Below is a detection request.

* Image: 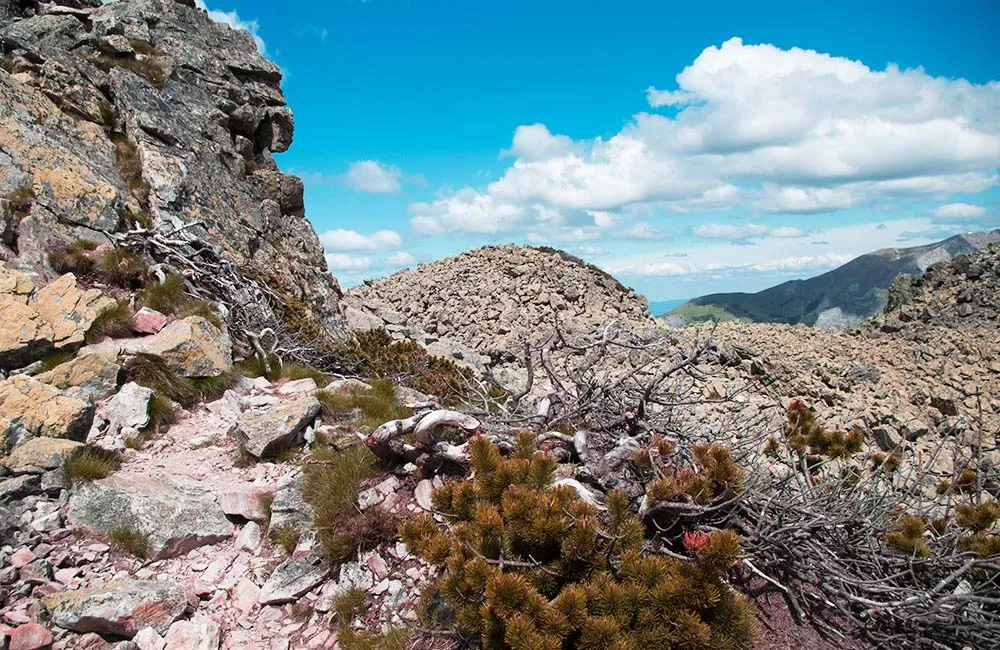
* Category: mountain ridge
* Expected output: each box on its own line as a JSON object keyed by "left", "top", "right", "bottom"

{"left": 666, "top": 229, "right": 1000, "bottom": 327}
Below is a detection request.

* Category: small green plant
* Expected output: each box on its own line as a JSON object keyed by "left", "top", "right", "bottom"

{"left": 85, "top": 300, "right": 133, "bottom": 344}
{"left": 62, "top": 445, "right": 122, "bottom": 486}
{"left": 48, "top": 239, "right": 100, "bottom": 276}
{"left": 301, "top": 444, "right": 397, "bottom": 564}
{"left": 233, "top": 443, "right": 258, "bottom": 469}
{"left": 175, "top": 299, "right": 224, "bottom": 329}
{"left": 109, "top": 525, "right": 149, "bottom": 558}
{"left": 38, "top": 349, "right": 77, "bottom": 373}
{"left": 257, "top": 492, "right": 275, "bottom": 531}
{"left": 145, "top": 394, "right": 176, "bottom": 436}
{"left": 234, "top": 355, "right": 330, "bottom": 386}
{"left": 124, "top": 435, "right": 144, "bottom": 451}
{"left": 5, "top": 184, "right": 35, "bottom": 220}
{"left": 270, "top": 527, "right": 301, "bottom": 555}
{"left": 314, "top": 380, "right": 410, "bottom": 432}
{"left": 119, "top": 207, "right": 152, "bottom": 230}
{"left": 96, "top": 248, "right": 147, "bottom": 287}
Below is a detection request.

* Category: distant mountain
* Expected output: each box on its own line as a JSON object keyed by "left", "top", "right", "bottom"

{"left": 667, "top": 230, "right": 1000, "bottom": 328}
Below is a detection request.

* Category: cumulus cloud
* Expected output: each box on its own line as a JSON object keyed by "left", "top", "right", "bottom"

{"left": 412, "top": 38, "right": 1000, "bottom": 237}
{"left": 194, "top": 1, "right": 267, "bottom": 55}
{"left": 344, "top": 161, "right": 425, "bottom": 193}
{"left": 325, "top": 253, "right": 372, "bottom": 271}
{"left": 931, "top": 202, "right": 988, "bottom": 218}
{"left": 318, "top": 229, "right": 402, "bottom": 252}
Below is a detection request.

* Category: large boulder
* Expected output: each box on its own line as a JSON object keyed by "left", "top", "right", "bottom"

{"left": 41, "top": 578, "right": 188, "bottom": 637}
{"left": 0, "top": 375, "right": 94, "bottom": 450}
{"left": 228, "top": 395, "right": 320, "bottom": 458}
{"left": 0, "top": 264, "right": 114, "bottom": 370}
{"left": 140, "top": 317, "right": 233, "bottom": 378}
{"left": 3, "top": 436, "right": 83, "bottom": 474}
{"left": 67, "top": 475, "right": 234, "bottom": 559}
{"left": 36, "top": 353, "right": 121, "bottom": 403}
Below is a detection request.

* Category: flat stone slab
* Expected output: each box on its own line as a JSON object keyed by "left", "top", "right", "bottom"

{"left": 41, "top": 578, "right": 187, "bottom": 637}
{"left": 4, "top": 437, "right": 83, "bottom": 475}
{"left": 67, "top": 475, "right": 234, "bottom": 559}
{"left": 258, "top": 554, "right": 329, "bottom": 605}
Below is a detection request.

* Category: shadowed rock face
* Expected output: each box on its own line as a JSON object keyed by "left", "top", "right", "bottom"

{"left": 0, "top": 0, "right": 346, "bottom": 340}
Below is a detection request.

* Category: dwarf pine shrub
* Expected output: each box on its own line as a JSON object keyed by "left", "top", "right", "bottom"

{"left": 400, "top": 435, "right": 759, "bottom": 650}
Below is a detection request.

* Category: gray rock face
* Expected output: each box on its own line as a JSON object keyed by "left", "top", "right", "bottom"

{"left": 0, "top": 0, "right": 346, "bottom": 341}
{"left": 267, "top": 475, "right": 313, "bottom": 532}
{"left": 41, "top": 578, "right": 188, "bottom": 637}
{"left": 67, "top": 474, "right": 234, "bottom": 558}
{"left": 105, "top": 381, "right": 153, "bottom": 433}
{"left": 228, "top": 395, "right": 320, "bottom": 458}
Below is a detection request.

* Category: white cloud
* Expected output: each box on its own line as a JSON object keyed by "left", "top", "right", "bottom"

{"left": 620, "top": 223, "right": 669, "bottom": 240}
{"left": 387, "top": 252, "right": 415, "bottom": 266}
{"left": 344, "top": 161, "right": 425, "bottom": 194}
{"left": 930, "top": 202, "right": 987, "bottom": 218}
{"left": 770, "top": 226, "right": 806, "bottom": 238}
{"left": 325, "top": 253, "right": 372, "bottom": 271}
{"left": 412, "top": 38, "right": 1000, "bottom": 238}
{"left": 195, "top": 1, "right": 267, "bottom": 55}
{"left": 501, "top": 124, "right": 578, "bottom": 161}
{"left": 318, "top": 229, "right": 402, "bottom": 252}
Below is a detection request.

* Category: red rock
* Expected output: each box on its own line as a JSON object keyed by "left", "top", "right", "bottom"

{"left": 9, "top": 622, "right": 52, "bottom": 650}
{"left": 9, "top": 548, "right": 35, "bottom": 569}
{"left": 131, "top": 307, "right": 168, "bottom": 335}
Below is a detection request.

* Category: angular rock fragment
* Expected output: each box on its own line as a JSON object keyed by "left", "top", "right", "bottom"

{"left": 42, "top": 578, "right": 187, "bottom": 637}
{"left": 228, "top": 395, "right": 320, "bottom": 458}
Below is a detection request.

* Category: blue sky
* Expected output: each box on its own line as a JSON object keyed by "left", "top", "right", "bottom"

{"left": 197, "top": 0, "right": 1000, "bottom": 300}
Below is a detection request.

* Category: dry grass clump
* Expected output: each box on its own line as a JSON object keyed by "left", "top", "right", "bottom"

{"left": 234, "top": 354, "right": 331, "bottom": 387}
{"left": 270, "top": 527, "right": 302, "bottom": 555}
{"left": 111, "top": 134, "right": 151, "bottom": 203}
{"left": 301, "top": 444, "right": 397, "bottom": 564}
{"left": 47, "top": 240, "right": 99, "bottom": 276}
{"left": 62, "top": 445, "right": 122, "bottom": 486}
{"left": 121, "top": 353, "right": 236, "bottom": 408}
{"left": 38, "top": 350, "right": 76, "bottom": 373}
{"left": 334, "top": 329, "right": 478, "bottom": 405}
{"left": 5, "top": 184, "right": 36, "bottom": 221}
{"left": 109, "top": 525, "right": 150, "bottom": 558}
{"left": 137, "top": 274, "right": 224, "bottom": 328}
{"left": 93, "top": 54, "right": 168, "bottom": 87}
{"left": 96, "top": 248, "right": 147, "bottom": 287}
{"left": 331, "top": 586, "right": 410, "bottom": 649}
{"left": 85, "top": 300, "right": 133, "bottom": 344}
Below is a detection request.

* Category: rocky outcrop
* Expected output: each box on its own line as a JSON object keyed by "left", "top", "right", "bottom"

{"left": 0, "top": 0, "right": 346, "bottom": 341}
{"left": 0, "top": 264, "right": 114, "bottom": 370}
{"left": 41, "top": 578, "right": 188, "bottom": 637}
{"left": 3, "top": 436, "right": 81, "bottom": 474}
{"left": 140, "top": 317, "right": 232, "bottom": 378}
{"left": 35, "top": 353, "right": 120, "bottom": 402}
{"left": 67, "top": 474, "right": 234, "bottom": 558}
{"left": 347, "top": 244, "right": 653, "bottom": 354}
{"left": 0, "top": 374, "right": 93, "bottom": 450}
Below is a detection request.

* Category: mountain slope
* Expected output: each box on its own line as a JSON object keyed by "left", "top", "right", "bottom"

{"left": 668, "top": 230, "right": 1000, "bottom": 328}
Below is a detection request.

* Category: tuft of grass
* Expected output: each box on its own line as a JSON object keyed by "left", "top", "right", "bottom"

{"left": 257, "top": 492, "right": 275, "bottom": 530}
{"left": 92, "top": 54, "right": 168, "bottom": 87}
{"left": 119, "top": 207, "right": 152, "bottom": 230}
{"left": 315, "top": 380, "right": 410, "bottom": 432}
{"left": 128, "top": 39, "right": 157, "bottom": 57}
{"left": 85, "top": 300, "right": 133, "bottom": 344}
{"left": 5, "top": 184, "right": 36, "bottom": 221}
{"left": 96, "top": 248, "right": 147, "bottom": 287}
{"left": 62, "top": 445, "right": 122, "bottom": 486}
{"left": 121, "top": 353, "right": 236, "bottom": 409}
{"left": 301, "top": 444, "right": 397, "bottom": 564}
{"left": 332, "top": 586, "right": 368, "bottom": 624}
{"left": 144, "top": 394, "right": 176, "bottom": 436}
{"left": 139, "top": 274, "right": 185, "bottom": 313}
{"left": 124, "top": 435, "right": 144, "bottom": 451}
{"left": 270, "top": 527, "right": 301, "bottom": 555}
{"left": 0, "top": 55, "right": 14, "bottom": 74}
{"left": 111, "top": 134, "right": 151, "bottom": 204}
{"left": 234, "top": 355, "right": 330, "bottom": 386}
{"left": 109, "top": 525, "right": 149, "bottom": 558}
{"left": 175, "top": 299, "right": 223, "bottom": 329}
{"left": 290, "top": 601, "right": 314, "bottom": 621}
{"left": 98, "top": 99, "right": 116, "bottom": 131}
{"left": 233, "top": 443, "right": 258, "bottom": 469}
{"left": 48, "top": 239, "right": 100, "bottom": 276}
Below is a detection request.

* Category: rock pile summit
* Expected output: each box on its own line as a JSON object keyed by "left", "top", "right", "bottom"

{"left": 346, "top": 244, "right": 654, "bottom": 355}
